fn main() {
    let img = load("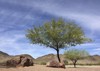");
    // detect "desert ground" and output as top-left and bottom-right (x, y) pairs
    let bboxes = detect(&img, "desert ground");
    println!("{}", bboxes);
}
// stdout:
(0, 65), (100, 71)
